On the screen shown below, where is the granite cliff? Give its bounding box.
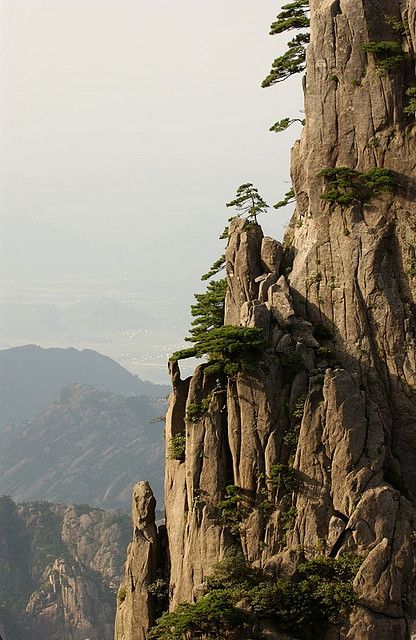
[116,1,416,638]
[0,496,131,640]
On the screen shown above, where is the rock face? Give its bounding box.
[114,482,163,640]
[0,496,131,640]
[117,1,416,639]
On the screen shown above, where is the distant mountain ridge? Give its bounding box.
[0,344,169,428]
[0,383,165,510]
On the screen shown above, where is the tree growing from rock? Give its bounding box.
[262,1,310,89]
[226,183,269,223]
[201,183,268,281]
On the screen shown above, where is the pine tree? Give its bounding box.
[186,279,228,343]
[226,183,269,223]
[201,183,268,282]
[262,1,310,88]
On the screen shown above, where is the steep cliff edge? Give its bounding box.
[116,1,416,638]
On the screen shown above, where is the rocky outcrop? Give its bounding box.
[118,1,416,638]
[114,482,161,640]
[0,496,130,640]
[25,557,116,640]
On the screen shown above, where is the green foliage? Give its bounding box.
[282,396,305,448]
[118,585,127,605]
[192,325,265,376]
[168,434,186,460]
[361,40,406,71]
[363,167,397,193]
[218,485,246,535]
[384,14,405,35]
[280,351,305,382]
[248,554,362,639]
[170,347,197,362]
[269,118,305,133]
[320,167,364,205]
[269,464,298,494]
[173,260,264,376]
[172,277,227,365]
[292,395,306,420]
[185,395,212,422]
[263,33,310,87]
[283,424,301,447]
[219,225,230,240]
[201,254,226,281]
[280,506,297,532]
[158,550,362,640]
[404,87,416,115]
[263,1,310,87]
[148,591,249,640]
[186,279,227,343]
[206,550,260,593]
[256,487,275,518]
[320,166,397,205]
[269,0,310,35]
[148,578,169,618]
[202,185,266,283]
[226,183,269,222]
[274,187,296,209]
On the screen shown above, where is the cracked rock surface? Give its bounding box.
[117,1,416,638]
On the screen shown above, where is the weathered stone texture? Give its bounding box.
[119,1,416,638]
[114,482,159,640]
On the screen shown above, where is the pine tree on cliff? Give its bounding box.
[201,182,268,281]
[263,0,309,136]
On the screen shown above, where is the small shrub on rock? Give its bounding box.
[148,591,249,640]
[185,395,212,423]
[320,166,397,206]
[404,87,416,115]
[361,40,407,71]
[168,434,186,461]
[117,585,127,605]
[269,463,298,494]
[280,351,305,382]
[248,553,362,639]
[218,485,246,535]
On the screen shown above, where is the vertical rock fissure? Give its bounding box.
[116,1,416,638]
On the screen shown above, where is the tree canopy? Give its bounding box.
[262,1,310,88]
[201,183,268,282]
[226,183,269,222]
[186,279,228,343]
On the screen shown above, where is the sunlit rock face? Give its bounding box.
[0,497,131,640]
[117,1,416,638]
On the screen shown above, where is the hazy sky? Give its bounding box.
[0,0,304,381]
